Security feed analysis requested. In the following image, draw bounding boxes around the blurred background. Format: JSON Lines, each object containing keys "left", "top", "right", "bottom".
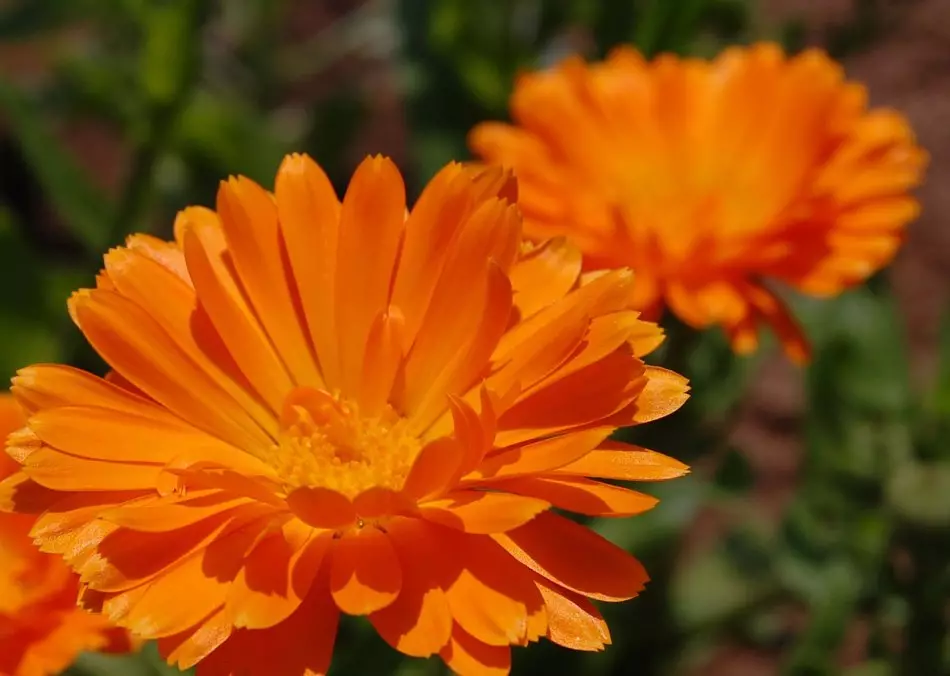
{"left": 1, "top": 1, "right": 948, "bottom": 675}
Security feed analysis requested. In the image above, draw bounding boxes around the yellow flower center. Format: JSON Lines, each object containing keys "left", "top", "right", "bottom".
{"left": 269, "top": 387, "right": 422, "bottom": 499}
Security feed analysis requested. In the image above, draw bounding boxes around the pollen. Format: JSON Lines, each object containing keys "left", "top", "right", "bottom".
{"left": 268, "top": 387, "right": 422, "bottom": 498}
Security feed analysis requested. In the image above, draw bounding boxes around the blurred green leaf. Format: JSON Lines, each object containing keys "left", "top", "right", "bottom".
{"left": 140, "top": 2, "right": 197, "bottom": 105}
{"left": 0, "top": 81, "right": 112, "bottom": 253}
{"left": 841, "top": 661, "right": 893, "bottom": 676}
{"left": 887, "top": 461, "right": 950, "bottom": 528}
{"left": 68, "top": 643, "right": 189, "bottom": 676}
{"left": 0, "top": 210, "right": 64, "bottom": 380}
{"left": 782, "top": 560, "right": 862, "bottom": 674}
{"left": 672, "top": 544, "right": 775, "bottom": 632}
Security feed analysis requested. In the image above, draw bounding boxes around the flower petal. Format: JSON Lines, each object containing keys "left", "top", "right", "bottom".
{"left": 510, "top": 238, "right": 582, "bottom": 320}
{"left": 274, "top": 153, "right": 342, "bottom": 389}
{"left": 334, "top": 156, "right": 406, "bottom": 398}
{"left": 443, "top": 532, "right": 546, "bottom": 647}
{"left": 552, "top": 442, "right": 690, "bottom": 481}
{"left": 440, "top": 625, "right": 512, "bottom": 676}
{"left": 493, "top": 511, "right": 648, "bottom": 601}
{"left": 179, "top": 208, "right": 294, "bottom": 415}
{"left": 217, "top": 176, "right": 323, "bottom": 388}
{"left": 468, "top": 428, "right": 613, "bottom": 481}
{"left": 227, "top": 523, "right": 331, "bottom": 630}
{"left": 368, "top": 519, "right": 453, "bottom": 657}
{"left": 493, "top": 476, "right": 658, "bottom": 517}
{"left": 632, "top": 366, "right": 690, "bottom": 423}
{"left": 420, "top": 491, "right": 548, "bottom": 535}
{"left": 329, "top": 526, "right": 402, "bottom": 615}
{"left": 536, "top": 578, "right": 610, "bottom": 651}
{"left": 402, "top": 437, "right": 464, "bottom": 502}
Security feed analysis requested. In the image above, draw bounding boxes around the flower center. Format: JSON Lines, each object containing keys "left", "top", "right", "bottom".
{"left": 269, "top": 387, "right": 422, "bottom": 499}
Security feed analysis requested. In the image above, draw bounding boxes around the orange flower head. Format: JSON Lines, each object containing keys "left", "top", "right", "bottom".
{"left": 0, "top": 155, "right": 689, "bottom": 675}
{"left": 469, "top": 43, "right": 927, "bottom": 361}
{"left": 0, "top": 395, "right": 133, "bottom": 676}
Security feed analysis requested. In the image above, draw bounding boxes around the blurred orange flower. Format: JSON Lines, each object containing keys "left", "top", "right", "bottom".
{"left": 0, "top": 155, "right": 689, "bottom": 675}
{"left": 0, "top": 395, "right": 133, "bottom": 676}
{"left": 469, "top": 43, "right": 927, "bottom": 361}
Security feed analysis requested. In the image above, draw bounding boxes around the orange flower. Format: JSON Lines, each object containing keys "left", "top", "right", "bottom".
{"left": 0, "top": 395, "right": 133, "bottom": 676}
{"left": 0, "top": 155, "right": 689, "bottom": 676}
{"left": 469, "top": 43, "right": 927, "bottom": 361}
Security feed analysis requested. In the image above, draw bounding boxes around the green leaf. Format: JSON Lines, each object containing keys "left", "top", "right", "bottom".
{"left": 672, "top": 537, "right": 776, "bottom": 632}
{"left": 140, "top": 2, "right": 197, "bottom": 105}
{"left": 68, "top": 643, "right": 189, "bottom": 676}
{"left": 887, "top": 461, "right": 950, "bottom": 528}
{"left": 0, "top": 81, "right": 112, "bottom": 253}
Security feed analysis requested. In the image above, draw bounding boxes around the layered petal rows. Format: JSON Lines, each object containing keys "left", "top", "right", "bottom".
{"left": 470, "top": 43, "right": 927, "bottom": 361}
{"left": 0, "top": 156, "right": 689, "bottom": 675}
{"left": 0, "top": 395, "right": 133, "bottom": 676}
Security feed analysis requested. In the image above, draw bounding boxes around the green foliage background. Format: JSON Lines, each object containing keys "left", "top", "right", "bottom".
{"left": 0, "top": 1, "right": 947, "bottom": 675}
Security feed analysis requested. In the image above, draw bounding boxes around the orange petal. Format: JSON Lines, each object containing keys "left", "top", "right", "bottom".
{"left": 13, "top": 364, "right": 161, "bottom": 418}
{"left": 99, "top": 490, "right": 251, "bottom": 532}
{"left": 408, "top": 261, "right": 514, "bottom": 435}
{"left": 467, "top": 427, "right": 612, "bottom": 481}
{"left": 197, "top": 567, "right": 339, "bottom": 676}
{"left": 329, "top": 526, "right": 402, "bottom": 615}
{"left": 179, "top": 207, "right": 294, "bottom": 414}
{"left": 441, "top": 530, "right": 546, "bottom": 647}
{"left": 159, "top": 607, "right": 232, "bottom": 670}
{"left": 553, "top": 441, "right": 690, "bottom": 481}
{"left": 510, "top": 238, "right": 582, "bottom": 320}
{"left": 358, "top": 307, "right": 406, "bottom": 416}
{"left": 392, "top": 163, "right": 481, "bottom": 345}
{"left": 403, "top": 196, "right": 519, "bottom": 427}
{"left": 24, "top": 447, "right": 161, "bottom": 492}
{"left": 440, "top": 625, "right": 511, "bottom": 676}
{"left": 122, "top": 550, "right": 232, "bottom": 638}
{"left": 275, "top": 153, "right": 342, "bottom": 389}
{"left": 28, "top": 406, "right": 233, "bottom": 465}
{"left": 368, "top": 518, "right": 453, "bottom": 657}
{"left": 101, "top": 244, "right": 278, "bottom": 439}
{"left": 217, "top": 176, "right": 323, "bottom": 388}
{"left": 69, "top": 289, "right": 270, "bottom": 453}
{"left": 632, "top": 366, "right": 690, "bottom": 423}
{"left": 536, "top": 578, "right": 610, "bottom": 651}
{"left": 492, "top": 476, "right": 658, "bottom": 517}
{"left": 744, "top": 284, "right": 811, "bottom": 364}
{"left": 80, "top": 506, "right": 263, "bottom": 592}
{"left": 493, "top": 511, "right": 648, "bottom": 602}
{"left": 227, "top": 523, "right": 331, "bottom": 630}
{"left": 286, "top": 487, "right": 357, "bottom": 530}
{"left": 420, "top": 491, "right": 548, "bottom": 534}
{"left": 334, "top": 156, "right": 406, "bottom": 398}
{"left": 402, "top": 437, "right": 464, "bottom": 501}
{"left": 495, "top": 349, "right": 642, "bottom": 447}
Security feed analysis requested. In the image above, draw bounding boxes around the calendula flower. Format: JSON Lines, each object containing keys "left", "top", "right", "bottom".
{"left": 0, "top": 395, "right": 133, "bottom": 676}
{"left": 469, "top": 43, "right": 927, "bottom": 361}
{"left": 0, "top": 155, "right": 688, "bottom": 676}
